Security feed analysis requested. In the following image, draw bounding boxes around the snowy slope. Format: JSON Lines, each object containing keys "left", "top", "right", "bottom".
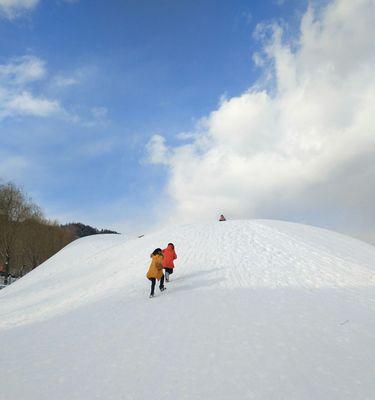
{"left": 1, "top": 220, "right": 375, "bottom": 399}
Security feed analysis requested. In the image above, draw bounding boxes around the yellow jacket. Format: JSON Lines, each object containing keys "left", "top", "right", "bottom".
{"left": 146, "top": 254, "right": 164, "bottom": 280}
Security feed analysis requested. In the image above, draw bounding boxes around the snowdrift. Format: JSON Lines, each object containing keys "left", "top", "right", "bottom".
{"left": 1, "top": 220, "right": 375, "bottom": 399}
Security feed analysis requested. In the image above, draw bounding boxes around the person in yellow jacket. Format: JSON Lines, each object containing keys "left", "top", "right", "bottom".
{"left": 146, "top": 248, "right": 166, "bottom": 298}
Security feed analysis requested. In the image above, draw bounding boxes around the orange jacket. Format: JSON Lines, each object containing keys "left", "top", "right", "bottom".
{"left": 146, "top": 254, "right": 164, "bottom": 280}
{"left": 162, "top": 244, "right": 177, "bottom": 268}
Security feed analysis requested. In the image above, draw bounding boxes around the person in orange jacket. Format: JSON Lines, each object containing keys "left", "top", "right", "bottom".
{"left": 146, "top": 248, "right": 166, "bottom": 298}
{"left": 162, "top": 243, "right": 177, "bottom": 282}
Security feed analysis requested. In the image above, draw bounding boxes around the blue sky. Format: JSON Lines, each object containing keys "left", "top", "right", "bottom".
{"left": 0, "top": 0, "right": 307, "bottom": 231}
{"left": 3, "top": 0, "right": 375, "bottom": 245}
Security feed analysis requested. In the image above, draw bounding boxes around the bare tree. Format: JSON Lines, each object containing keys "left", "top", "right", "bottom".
{"left": 19, "top": 218, "right": 74, "bottom": 272}
{"left": 0, "top": 183, "right": 41, "bottom": 283}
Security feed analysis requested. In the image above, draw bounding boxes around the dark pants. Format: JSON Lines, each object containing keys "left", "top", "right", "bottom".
{"left": 164, "top": 268, "right": 173, "bottom": 275}
{"left": 149, "top": 275, "right": 164, "bottom": 295}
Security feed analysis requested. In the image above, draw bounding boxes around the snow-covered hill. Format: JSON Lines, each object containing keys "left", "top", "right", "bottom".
{"left": 1, "top": 220, "right": 375, "bottom": 399}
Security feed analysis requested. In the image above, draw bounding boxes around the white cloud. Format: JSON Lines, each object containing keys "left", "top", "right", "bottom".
{"left": 0, "top": 55, "right": 61, "bottom": 119}
{"left": 146, "top": 134, "right": 169, "bottom": 165}
{"left": 0, "top": 55, "right": 45, "bottom": 84}
{"left": 72, "top": 106, "right": 109, "bottom": 128}
{"left": 0, "top": 0, "right": 39, "bottom": 19}
{"left": 52, "top": 66, "right": 95, "bottom": 88}
{"left": 5, "top": 91, "right": 59, "bottom": 116}
{"left": 53, "top": 76, "right": 79, "bottom": 87}
{"left": 147, "top": 0, "right": 375, "bottom": 243}
{"left": 78, "top": 138, "right": 117, "bottom": 157}
{"left": 0, "top": 0, "right": 78, "bottom": 19}
{"left": 91, "top": 106, "right": 108, "bottom": 120}
{"left": 241, "top": 11, "right": 253, "bottom": 25}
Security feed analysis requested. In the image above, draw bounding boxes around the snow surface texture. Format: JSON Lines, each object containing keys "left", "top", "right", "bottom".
{"left": 1, "top": 220, "right": 375, "bottom": 399}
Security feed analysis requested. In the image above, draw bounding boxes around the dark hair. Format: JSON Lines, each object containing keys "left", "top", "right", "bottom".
{"left": 168, "top": 243, "right": 174, "bottom": 248}
{"left": 152, "top": 248, "right": 162, "bottom": 256}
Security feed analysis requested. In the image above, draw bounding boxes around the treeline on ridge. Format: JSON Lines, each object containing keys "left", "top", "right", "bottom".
{"left": 0, "top": 182, "right": 119, "bottom": 281}
{"left": 62, "top": 222, "right": 118, "bottom": 239}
